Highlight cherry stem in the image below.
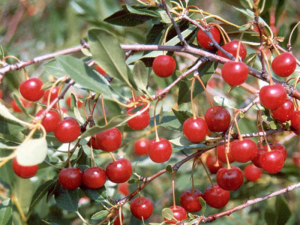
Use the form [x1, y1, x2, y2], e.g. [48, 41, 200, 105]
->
[172, 172, 176, 208]
[191, 77, 197, 119]
[90, 145, 96, 167]
[153, 99, 161, 142]
[68, 143, 72, 168]
[109, 152, 116, 162]
[195, 74, 214, 108]
[258, 110, 271, 152]
[235, 34, 244, 62]
[234, 112, 243, 141]
[288, 21, 300, 51]
[101, 94, 108, 125]
[191, 157, 197, 193]
[261, 49, 274, 85]
[199, 156, 214, 187]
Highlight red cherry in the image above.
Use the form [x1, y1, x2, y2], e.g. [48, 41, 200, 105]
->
[221, 61, 248, 86]
[291, 110, 300, 130]
[271, 99, 294, 122]
[203, 185, 230, 209]
[58, 168, 82, 190]
[19, 78, 44, 101]
[66, 94, 83, 108]
[292, 152, 300, 166]
[126, 109, 150, 130]
[230, 139, 257, 163]
[82, 167, 106, 189]
[118, 182, 130, 196]
[252, 145, 268, 168]
[0, 90, 2, 99]
[270, 143, 287, 160]
[106, 158, 132, 183]
[12, 158, 38, 179]
[204, 106, 231, 132]
[113, 212, 124, 225]
[183, 117, 208, 143]
[148, 138, 172, 163]
[96, 65, 107, 75]
[152, 55, 176, 78]
[134, 138, 150, 156]
[54, 117, 81, 143]
[217, 40, 247, 60]
[196, 26, 221, 50]
[259, 84, 286, 110]
[35, 109, 61, 132]
[216, 166, 244, 191]
[216, 144, 235, 163]
[88, 128, 122, 152]
[130, 196, 153, 220]
[164, 206, 187, 224]
[180, 189, 203, 212]
[244, 164, 262, 181]
[272, 52, 297, 77]
[260, 150, 285, 173]
[11, 98, 31, 112]
[43, 87, 60, 103]
[205, 154, 223, 174]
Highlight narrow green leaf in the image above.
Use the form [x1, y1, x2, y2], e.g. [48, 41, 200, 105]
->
[214, 96, 236, 109]
[0, 102, 26, 126]
[81, 186, 107, 202]
[44, 60, 66, 78]
[132, 60, 148, 92]
[150, 111, 182, 132]
[166, 164, 173, 173]
[91, 210, 109, 220]
[54, 187, 78, 212]
[265, 204, 276, 225]
[14, 177, 33, 214]
[199, 197, 206, 216]
[162, 208, 174, 220]
[0, 199, 12, 225]
[275, 195, 291, 224]
[172, 109, 192, 125]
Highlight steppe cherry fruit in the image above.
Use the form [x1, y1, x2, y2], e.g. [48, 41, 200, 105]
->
[205, 106, 231, 132]
[113, 212, 124, 225]
[130, 196, 153, 220]
[12, 158, 38, 179]
[291, 110, 300, 130]
[230, 139, 257, 163]
[106, 158, 132, 183]
[58, 168, 82, 190]
[271, 99, 294, 122]
[259, 83, 286, 110]
[43, 87, 60, 103]
[152, 55, 176, 78]
[148, 138, 172, 163]
[217, 40, 247, 60]
[260, 150, 285, 174]
[88, 128, 122, 152]
[252, 144, 268, 168]
[19, 78, 44, 101]
[96, 65, 107, 75]
[203, 185, 230, 209]
[164, 206, 187, 224]
[196, 26, 221, 50]
[54, 117, 81, 143]
[180, 189, 203, 212]
[82, 167, 106, 189]
[244, 164, 262, 181]
[292, 152, 300, 166]
[183, 117, 208, 143]
[66, 94, 83, 108]
[216, 144, 235, 163]
[35, 109, 61, 132]
[272, 52, 296, 77]
[134, 138, 150, 156]
[221, 61, 248, 86]
[216, 166, 244, 191]
[118, 182, 129, 196]
[11, 98, 31, 112]
[126, 109, 150, 130]
[270, 143, 287, 160]
[205, 154, 223, 174]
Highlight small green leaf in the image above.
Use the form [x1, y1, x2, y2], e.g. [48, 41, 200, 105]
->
[128, 178, 139, 184]
[44, 60, 66, 78]
[199, 197, 206, 216]
[132, 60, 148, 93]
[81, 186, 107, 202]
[162, 208, 174, 220]
[244, 53, 257, 67]
[172, 109, 192, 125]
[54, 187, 78, 212]
[0, 199, 12, 225]
[166, 164, 173, 173]
[0, 102, 27, 126]
[275, 195, 291, 224]
[91, 210, 109, 220]
[214, 96, 236, 109]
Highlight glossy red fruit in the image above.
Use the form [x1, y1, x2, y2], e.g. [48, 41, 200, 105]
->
[180, 189, 203, 212]
[260, 150, 285, 173]
[152, 55, 176, 78]
[216, 166, 244, 191]
[291, 111, 300, 130]
[82, 167, 106, 189]
[230, 139, 257, 163]
[204, 106, 231, 132]
[113, 212, 124, 225]
[272, 52, 297, 77]
[196, 26, 221, 50]
[12, 158, 38, 179]
[270, 143, 287, 160]
[118, 182, 130, 196]
[89, 128, 122, 152]
[106, 158, 132, 183]
[11, 98, 31, 112]
[216, 144, 235, 163]
[66, 94, 83, 108]
[54, 117, 81, 143]
[58, 168, 82, 190]
[164, 206, 187, 224]
[19, 78, 44, 101]
[35, 109, 61, 132]
[0, 90, 2, 99]
[292, 152, 300, 166]
[183, 117, 208, 143]
[271, 99, 294, 122]
[259, 84, 286, 110]
[130, 196, 153, 220]
[244, 164, 262, 181]
[148, 138, 172, 163]
[252, 145, 268, 168]
[43, 87, 60, 103]
[203, 185, 230, 209]
[126, 109, 150, 130]
[221, 61, 248, 86]
[134, 138, 150, 156]
[96, 65, 107, 75]
[217, 40, 247, 60]
[205, 154, 223, 174]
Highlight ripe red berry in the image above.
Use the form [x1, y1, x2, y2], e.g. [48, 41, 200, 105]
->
[244, 164, 262, 181]
[82, 167, 106, 189]
[292, 152, 300, 166]
[205, 154, 223, 174]
[259, 84, 286, 110]
[113, 212, 124, 225]
[58, 168, 82, 190]
[183, 117, 208, 143]
[217, 40, 247, 60]
[216, 144, 235, 163]
[260, 150, 285, 174]
[164, 206, 187, 224]
[216, 166, 244, 191]
[271, 99, 294, 122]
[96, 65, 107, 75]
[11, 98, 31, 112]
[19, 78, 44, 101]
[12, 158, 38, 179]
[180, 189, 203, 212]
[88, 128, 122, 152]
[134, 138, 150, 156]
[54, 117, 81, 143]
[203, 185, 230, 209]
[130, 196, 153, 220]
[126, 109, 150, 130]
[43, 87, 60, 103]
[118, 182, 130, 196]
[230, 139, 257, 163]
[252, 144, 268, 168]
[106, 158, 132, 183]
[35, 109, 61, 132]
[291, 110, 300, 130]
[270, 143, 287, 160]
[221, 61, 248, 86]
[152, 55, 176, 78]
[272, 52, 297, 77]
[148, 138, 172, 163]
[66, 94, 83, 108]
[204, 106, 231, 132]
[196, 26, 221, 50]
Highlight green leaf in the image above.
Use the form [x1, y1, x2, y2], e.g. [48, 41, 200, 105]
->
[150, 111, 182, 132]
[275, 195, 291, 225]
[244, 53, 257, 67]
[14, 177, 33, 214]
[55, 55, 113, 97]
[132, 60, 148, 93]
[199, 197, 206, 216]
[81, 186, 107, 202]
[265, 202, 276, 225]
[166, 164, 173, 173]
[88, 29, 132, 88]
[54, 187, 78, 212]
[44, 60, 66, 78]
[275, 0, 286, 25]
[0, 102, 27, 126]
[91, 210, 109, 220]
[214, 96, 236, 109]
[172, 109, 192, 125]
[162, 208, 174, 220]
[0, 199, 12, 225]
[220, 0, 249, 9]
